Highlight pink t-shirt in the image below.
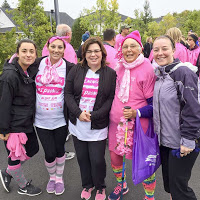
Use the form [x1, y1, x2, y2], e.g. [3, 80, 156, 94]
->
[109, 58, 156, 159]
[104, 44, 117, 70]
[42, 41, 77, 64]
[114, 34, 125, 51]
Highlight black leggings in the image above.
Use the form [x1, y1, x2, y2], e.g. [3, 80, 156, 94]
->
[36, 125, 67, 163]
[73, 136, 106, 190]
[160, 145, 199, 200]
[5, 130, 39, 166]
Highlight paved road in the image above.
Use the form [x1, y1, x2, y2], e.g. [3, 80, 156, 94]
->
[0, 137, 199, 200]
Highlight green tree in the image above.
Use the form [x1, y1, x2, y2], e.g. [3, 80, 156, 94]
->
[183, 10, 200, 36]
[159, 13, 177, 34]
[71, 17, 88, 50]
[0, 29, 17, 72]
[1, 0, 11, 9]
[8, 0, 52, 55]
[142, 0, 153, 25]
[80, 0, 121, 36]
[104, 0, 121, 30]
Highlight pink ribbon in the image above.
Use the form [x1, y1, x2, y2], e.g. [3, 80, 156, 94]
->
[48, 36, 69, 44]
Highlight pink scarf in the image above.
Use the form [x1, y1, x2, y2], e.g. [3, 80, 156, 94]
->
[7, 133, 29, 161]
[40, 56, 63, 85]
[118, 54, 144, 103]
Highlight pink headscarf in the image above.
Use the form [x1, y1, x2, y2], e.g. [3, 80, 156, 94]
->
[48, 36, 69, 45]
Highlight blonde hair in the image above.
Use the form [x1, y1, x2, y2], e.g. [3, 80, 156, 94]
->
[146, 37, 152, 43]
[166, 27, 182, 43]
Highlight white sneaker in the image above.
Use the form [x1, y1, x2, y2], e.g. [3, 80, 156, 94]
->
[65, 152, 75, 160]
[66, 133, 72, 141]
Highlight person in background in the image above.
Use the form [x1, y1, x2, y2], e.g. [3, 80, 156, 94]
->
[103, 29, 117, 70]
[77, 33, 90, 61]
[166, 27, 188, 62]
[149, 27, 189, 68]
[188, 30, 199, 46]
[65, 37, 116, 200]
[42, 24, 77, 64]
[114, 25, 130, 51]
[42, 23, 76, 160]
[0, 39, 41, 196]
[34, 36, 75, 195]
[187, 33, 200, 70]
[153, 35, 200, 200]
[108, 31, 156, 200]
[143, 36, 153, 58]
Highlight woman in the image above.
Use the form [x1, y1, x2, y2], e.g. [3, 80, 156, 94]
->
[0, 39, 41, 196]
[166, 27, 188, 62]
[143, 36, 153, 58]
[65, 37, 116, 200]
[187, 33, 200, 70]
[153, 35, 200, 200]
[34, 36, 74, 195]
[108, 31, 156, 200]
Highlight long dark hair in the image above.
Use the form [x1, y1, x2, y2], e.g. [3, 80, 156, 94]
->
[81, 37, 107, 67]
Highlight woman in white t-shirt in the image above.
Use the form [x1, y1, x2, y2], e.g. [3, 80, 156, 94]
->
[34, 36, 74, 196]
[65, 37, 116, 200]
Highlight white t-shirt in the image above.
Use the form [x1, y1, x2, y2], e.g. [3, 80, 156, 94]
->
[34, 58, 66, 129]
[69, 69, 108, 141]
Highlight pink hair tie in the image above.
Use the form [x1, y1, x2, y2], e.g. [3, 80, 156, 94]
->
[48, 36, 69, 44]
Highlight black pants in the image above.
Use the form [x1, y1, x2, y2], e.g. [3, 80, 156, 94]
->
[160, 145, 199, 200]
[73, 136, 106, 190]
[36, 125, 67, 163]
[5, 129, 39, 166]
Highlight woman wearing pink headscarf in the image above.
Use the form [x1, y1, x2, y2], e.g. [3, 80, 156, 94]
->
[34, 36, 75, 195]
[108, 31, 156, 200]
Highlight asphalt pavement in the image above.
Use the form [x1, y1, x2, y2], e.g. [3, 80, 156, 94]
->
[0, 136, 199, 200]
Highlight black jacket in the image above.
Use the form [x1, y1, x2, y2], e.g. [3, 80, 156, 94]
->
[65, 64, 116, 129]
[0, 58, 39, 135]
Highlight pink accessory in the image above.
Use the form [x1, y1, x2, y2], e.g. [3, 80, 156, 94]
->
[116, 116, 134, 156]
[116, 30, 143, 60]
[8, 53, 18, 63]
[48, 36, 69, 44]
[117, 54, 144, 103]
[6, 133, 29, 161]
[40, 57, 63, 85]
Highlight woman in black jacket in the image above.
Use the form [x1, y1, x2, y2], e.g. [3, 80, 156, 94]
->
[65, 37, 116, 200]
[0, 39, 41, 196]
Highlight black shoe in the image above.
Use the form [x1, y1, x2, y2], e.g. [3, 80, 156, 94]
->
[0, 169, 12, 192]
[17, 181, 42, 196]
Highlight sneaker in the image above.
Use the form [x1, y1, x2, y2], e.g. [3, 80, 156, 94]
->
[0, 169, 12, 192]
[17, 181, 42, 196]
[55, 182, 65, 195]
[65, 151, 75, 160]
[108, 184, 129, 200]
[81, 187, 95, 200]
[66, 132, 71, 141]
[95, 188, 106, 200]
[46, 180, 55, 194]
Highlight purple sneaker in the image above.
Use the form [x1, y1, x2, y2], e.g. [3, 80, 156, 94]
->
[55, 182, 65, 195]
[46, 180, 55, 194]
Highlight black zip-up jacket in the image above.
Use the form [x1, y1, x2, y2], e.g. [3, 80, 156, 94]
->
[0, 58, 39, 135]
[65, 64, 116, 130]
